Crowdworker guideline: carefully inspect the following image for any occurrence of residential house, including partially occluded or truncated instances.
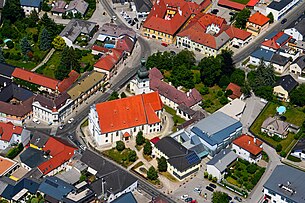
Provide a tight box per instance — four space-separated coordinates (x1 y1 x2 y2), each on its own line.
291 138 305 160
290 55 305 77
261 117 290 139
0 156 18 177
142 0 211 44
93 48 124 79
176 104 198 121
115 35 135 55
0 178 40 202
32 93 73 124
20 0 42 15
153 137 201 181
0 121 31 150
60 19 98 47
284 18 305 41
29 131 50 150
176 13 251 57
177 111 205 130
232 134 263 163
89 92 163 146
172 111 242 157
206 149 238 181
273 75 298 102
20 147 49 171
91 45 109 56
261 31 292 52
130 67 202 110
67 71 106 109
51 0 67 16
0 62 15 87
97 23 136 42
65 0 88 17
38 176 75 202
131 0 152 18
217 99 246 120
266 0 300 21
226 83 242 100
263 165 305 203
63 181 95 203
0 83 34 125
80 150 138 202
246 12 270 36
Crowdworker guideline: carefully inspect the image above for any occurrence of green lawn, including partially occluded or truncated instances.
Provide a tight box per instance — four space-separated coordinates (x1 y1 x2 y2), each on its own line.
6 59 36 70
229 0 250 4
103 148 136 167
250 102 305 153
198 84 225 113
160 171 178 182
36 51 62 78
164 105 186 124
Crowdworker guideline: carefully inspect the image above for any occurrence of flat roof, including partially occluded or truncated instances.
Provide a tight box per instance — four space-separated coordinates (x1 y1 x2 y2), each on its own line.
0 156 17 176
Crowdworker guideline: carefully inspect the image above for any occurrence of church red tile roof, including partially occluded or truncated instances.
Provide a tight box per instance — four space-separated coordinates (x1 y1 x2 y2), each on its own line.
95 92 162 134
225 26 252 40
233 134 263 156
261 31 292 50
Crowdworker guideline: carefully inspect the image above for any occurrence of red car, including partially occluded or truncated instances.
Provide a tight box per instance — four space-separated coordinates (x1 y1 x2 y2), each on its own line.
161 42 168 47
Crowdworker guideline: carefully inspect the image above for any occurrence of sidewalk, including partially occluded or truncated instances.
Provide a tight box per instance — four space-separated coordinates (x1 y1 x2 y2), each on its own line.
31 48 55 72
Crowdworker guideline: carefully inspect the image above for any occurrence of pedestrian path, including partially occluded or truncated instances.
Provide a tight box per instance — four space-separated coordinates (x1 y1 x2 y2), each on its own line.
31 48 55 72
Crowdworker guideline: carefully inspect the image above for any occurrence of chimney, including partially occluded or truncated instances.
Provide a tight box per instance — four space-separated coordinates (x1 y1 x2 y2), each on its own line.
248 140 251 145
3 82 6 87
254 137 257 144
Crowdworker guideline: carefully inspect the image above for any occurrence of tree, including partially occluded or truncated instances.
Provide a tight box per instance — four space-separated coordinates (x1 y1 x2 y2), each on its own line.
116 141 125 152
146 51 173 71
255 86 273 101
27 10 39 28
128 150 137 162
20 37 31 55
147 166 158 181
173 49 195 69
52 36 66 50
143 141 152 155
275 144 282 152
55 47 79 80
230 69 245 86
40 13 62 38
219 50 234 76
212 191 229 203
290 84 305 106
157 157 167 172
109 91 119 101
267 12 274 23
39 28 52 51
120 92 127 98
42 1 51 11
170 64 194 89
2 0 25 23
235 8 251 29
199 56 222 86
136 131 145 146
0 48 6 63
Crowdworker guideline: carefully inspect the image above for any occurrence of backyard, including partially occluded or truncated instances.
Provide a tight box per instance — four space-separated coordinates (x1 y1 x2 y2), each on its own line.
250 102 305 154
225 159 265 191
103 148 137 168
163 105 186 131
230 0 250 4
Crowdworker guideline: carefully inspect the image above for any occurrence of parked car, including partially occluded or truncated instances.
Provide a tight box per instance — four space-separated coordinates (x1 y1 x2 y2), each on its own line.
68 118 74 124
59 125 64 130
206 186 214 192
194 187 201 193
234 196 242 202
185 197 193 202
229 12 235 15
181 195 189 200
209 183 217 189
161 42 168 47
281 18 287 24
33 118 40 125
112 16 117 20
228 195 232 201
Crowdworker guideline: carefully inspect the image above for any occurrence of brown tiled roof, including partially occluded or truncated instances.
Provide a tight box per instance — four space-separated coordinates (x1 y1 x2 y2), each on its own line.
226 83 242 99
0 96 34 117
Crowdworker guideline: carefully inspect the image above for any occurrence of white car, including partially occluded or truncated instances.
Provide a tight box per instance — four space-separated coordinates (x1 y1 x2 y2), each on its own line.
194 187 201 193
181 195 188 200
112 16 117 20
68 118 74 124
59 125 64 130
33 118 40 125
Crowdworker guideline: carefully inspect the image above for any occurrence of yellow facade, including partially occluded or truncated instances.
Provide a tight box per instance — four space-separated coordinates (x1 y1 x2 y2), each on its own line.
273 86 289 101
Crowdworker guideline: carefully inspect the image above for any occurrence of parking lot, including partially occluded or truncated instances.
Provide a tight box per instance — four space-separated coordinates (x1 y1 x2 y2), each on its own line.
207 1 236 24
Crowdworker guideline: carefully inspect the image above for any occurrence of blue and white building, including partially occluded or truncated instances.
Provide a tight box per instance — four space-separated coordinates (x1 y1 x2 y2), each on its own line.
20 0 42 15
172 112 242 157
266 0 300 21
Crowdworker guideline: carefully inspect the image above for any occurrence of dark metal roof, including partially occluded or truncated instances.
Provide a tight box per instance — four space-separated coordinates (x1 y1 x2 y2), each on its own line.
30 131 50 148
267 0 293 11
0 63 16 77
133 0 153 13
250 48 274 62
19 147 48 168
275 75 298 92
292 55 305 70
270 54 289 66
0 83 34 102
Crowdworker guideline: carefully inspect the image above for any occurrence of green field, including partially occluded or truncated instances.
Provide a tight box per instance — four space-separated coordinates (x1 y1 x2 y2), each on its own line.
229 0 250 5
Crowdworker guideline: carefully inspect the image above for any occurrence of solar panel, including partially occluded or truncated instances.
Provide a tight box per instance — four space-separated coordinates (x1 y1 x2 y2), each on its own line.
186 152 200 165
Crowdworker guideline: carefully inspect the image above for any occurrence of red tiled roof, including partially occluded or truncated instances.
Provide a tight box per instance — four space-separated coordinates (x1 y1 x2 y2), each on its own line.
149 68 202 107
123 132 130 138
233 134 263 156
246 0 259 7
225 26 252 40
12 68 60 91
226 82 242 99
95 92 162 134
261 31 291 50
58 70 80 92
94 48 124 71
0 122 23 142
92 45 109 53
248 12 270 26
150 137 160 144
218 0 246 10
38 137 76 175
143 0 211 35
115 36 135 53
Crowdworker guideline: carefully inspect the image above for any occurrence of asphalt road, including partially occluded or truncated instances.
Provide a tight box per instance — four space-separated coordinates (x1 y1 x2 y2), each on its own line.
232 1 305 63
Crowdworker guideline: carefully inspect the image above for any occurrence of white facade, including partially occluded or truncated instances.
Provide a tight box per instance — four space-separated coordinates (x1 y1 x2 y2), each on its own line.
62 36 73 47
88 105 162 146
290 62 304 76
284 28 304 41
263 188 289 203
232 144 262 163
129 77 150 95
32 99 73 124
266 0 300 21
21 6 40 16
0 129 30 150
206 165 222 180
107 181 138 203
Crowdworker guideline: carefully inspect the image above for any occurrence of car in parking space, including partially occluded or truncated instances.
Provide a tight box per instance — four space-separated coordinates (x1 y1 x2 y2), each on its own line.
134 18 139 22
181 195 189 200
185 197 193 202
281 18 287 24
194 187 201 193
211 9 219 14
59 125 64 130
229 12 235 15
234 196 242 202
228 195 232 201
206 186 214 192
161 42 168 47
209 183 217 189
68 118 74 124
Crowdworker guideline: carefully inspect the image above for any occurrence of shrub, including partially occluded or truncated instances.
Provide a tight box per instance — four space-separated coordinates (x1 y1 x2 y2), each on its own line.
219 96 229 105
212 177 217 183
115 141 125 152
246 164 258 174
204 171 208 178
217 90 223 97
275 144 282 152
280 151 287 157
6 41 14 49
4 52 10 59
199 86 209 95
272 135 282 142
128 150 137 162
208 174 212 180
6 143 23 159
287 155 301 162
143 141 152 155
136 131 145 146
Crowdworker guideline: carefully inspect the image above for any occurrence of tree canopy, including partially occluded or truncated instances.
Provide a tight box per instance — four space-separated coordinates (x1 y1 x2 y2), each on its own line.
212 191 229 203
2 0 25 23
157 157 167 172
136 131 145 146
39 28 52 51
290 84 305 106
52 36 66 50
147 166 158 180
169 64 195 89
20 37 31 55
235 8 251 29
115 141 125 152
267 12 274 23
143 141 152 155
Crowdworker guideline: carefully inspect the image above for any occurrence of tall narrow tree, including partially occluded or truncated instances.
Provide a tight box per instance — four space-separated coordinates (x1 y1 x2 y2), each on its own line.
2 0 25 23
39 28 52 51
20 37 31 55
0 48 5 63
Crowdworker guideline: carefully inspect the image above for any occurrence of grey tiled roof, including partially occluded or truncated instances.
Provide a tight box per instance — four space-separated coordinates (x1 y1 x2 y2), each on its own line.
66 0 88 15
275 74 298 92
206 149 237 172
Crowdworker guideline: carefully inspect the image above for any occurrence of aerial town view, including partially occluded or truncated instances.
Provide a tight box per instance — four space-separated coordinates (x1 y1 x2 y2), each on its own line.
0 0 305 202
